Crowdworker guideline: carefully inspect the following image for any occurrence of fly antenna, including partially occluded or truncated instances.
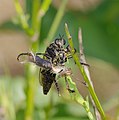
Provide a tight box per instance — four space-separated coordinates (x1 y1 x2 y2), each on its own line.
59 34 64 39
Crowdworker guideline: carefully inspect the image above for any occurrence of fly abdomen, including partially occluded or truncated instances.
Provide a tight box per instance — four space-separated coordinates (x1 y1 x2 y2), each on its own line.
35 56 52 69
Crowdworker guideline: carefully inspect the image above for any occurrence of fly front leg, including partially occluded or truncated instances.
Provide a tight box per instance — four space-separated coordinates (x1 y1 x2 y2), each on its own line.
56 67 75 93
65 45 90 67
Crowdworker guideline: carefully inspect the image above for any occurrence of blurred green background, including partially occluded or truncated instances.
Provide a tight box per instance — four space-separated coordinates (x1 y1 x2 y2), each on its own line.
0 0 119 120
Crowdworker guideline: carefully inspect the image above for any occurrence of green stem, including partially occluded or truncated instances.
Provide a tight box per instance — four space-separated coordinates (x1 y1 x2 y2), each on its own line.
37 0 52 20
30 0 41 51
14 0 34 36
25 65 37 120
25 1 41 120
14 0 29 29
65 23 106 120
24 1 53 119
45 0 68 43
67 76 94 120
31 0 52 50
32 0 41 31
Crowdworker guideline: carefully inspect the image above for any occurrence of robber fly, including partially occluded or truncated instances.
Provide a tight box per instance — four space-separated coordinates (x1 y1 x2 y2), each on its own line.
17 36 76 95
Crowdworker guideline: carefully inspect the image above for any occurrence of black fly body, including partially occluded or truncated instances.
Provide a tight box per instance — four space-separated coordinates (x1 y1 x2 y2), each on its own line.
17 36 76 95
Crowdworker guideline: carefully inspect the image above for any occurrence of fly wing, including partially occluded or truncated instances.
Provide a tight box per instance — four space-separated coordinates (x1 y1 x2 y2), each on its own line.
39 69 55 95
42 74 54 95
39 68 43 86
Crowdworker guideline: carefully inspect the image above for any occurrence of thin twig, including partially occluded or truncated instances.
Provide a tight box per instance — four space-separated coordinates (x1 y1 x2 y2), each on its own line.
78 28 101 120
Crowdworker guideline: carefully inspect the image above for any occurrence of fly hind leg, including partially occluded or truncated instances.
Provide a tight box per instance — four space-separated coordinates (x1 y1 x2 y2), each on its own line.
80 62 90 67
53 79 60 96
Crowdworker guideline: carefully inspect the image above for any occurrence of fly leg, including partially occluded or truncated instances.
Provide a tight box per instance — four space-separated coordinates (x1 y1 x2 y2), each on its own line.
65 46 89 67
36 52 51 59
57 68 74 93
53 79 60 96
80 62 89 67
65 76 75 93
36 52 53 64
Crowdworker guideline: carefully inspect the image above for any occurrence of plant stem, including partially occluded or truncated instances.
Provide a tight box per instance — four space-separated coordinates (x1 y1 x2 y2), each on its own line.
45 0 68 43
31 0 41 45
37 0 52 20
14 0 34 36
67 76 94 120
65 23 106 120
31 0 52 50
25 65 37 120
25 1 41 120
24 1 53 120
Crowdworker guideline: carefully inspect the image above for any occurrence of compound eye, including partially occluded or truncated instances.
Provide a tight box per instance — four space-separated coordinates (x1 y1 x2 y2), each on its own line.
55 38 66 47
55 39 60 45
